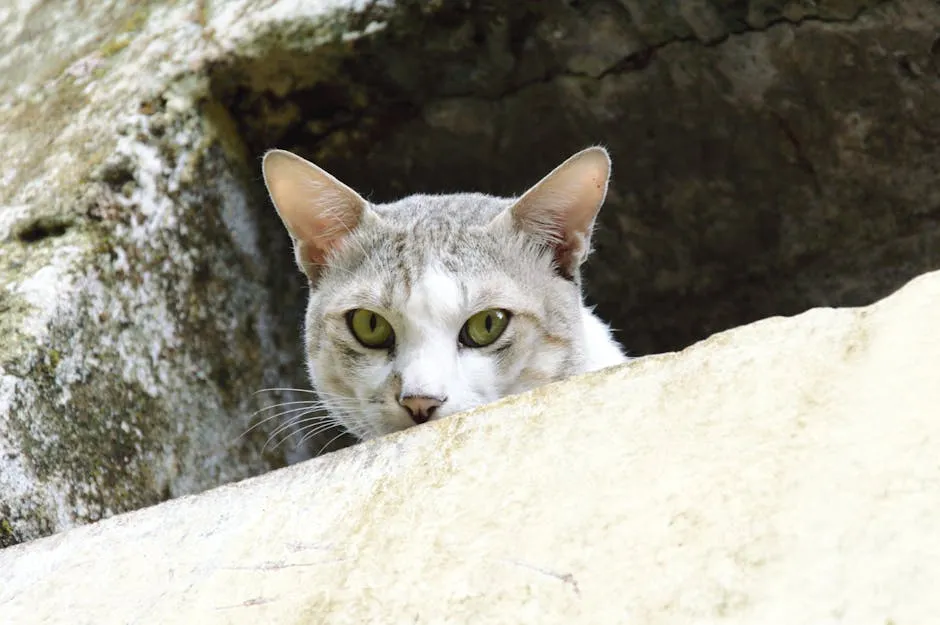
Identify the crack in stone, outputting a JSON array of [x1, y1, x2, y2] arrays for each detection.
[[306, 0, 894, 143], [461, 0, 892, 102]]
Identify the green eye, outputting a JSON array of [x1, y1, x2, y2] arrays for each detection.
[[459, 309, 511, 348], [346, 309, 394, 349]]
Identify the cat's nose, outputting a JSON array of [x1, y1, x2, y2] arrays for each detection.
[[399, 394, 445, 425]]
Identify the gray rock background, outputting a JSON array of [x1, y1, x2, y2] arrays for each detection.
[[216, 0, 940, 353], [1, 0, 938, 546], [0, 0, 352, 547]]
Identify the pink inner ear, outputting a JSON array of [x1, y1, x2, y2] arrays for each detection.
[[507, 147, 611, 276], [262, 149, 367, 277], [296, 235, 333, 268], [299, 218, 354, 267]]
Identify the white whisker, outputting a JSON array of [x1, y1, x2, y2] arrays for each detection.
[[262, 407, 331, 451], [253, 387, 320, 395], [238, 402, 329, 441], [314, 429, 354, 456], [296, 422, 345, 447]]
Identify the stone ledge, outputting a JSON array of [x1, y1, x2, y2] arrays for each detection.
[[2, 270, 937, 624]]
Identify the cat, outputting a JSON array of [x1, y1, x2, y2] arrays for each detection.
[[262, 146, 628, 441]]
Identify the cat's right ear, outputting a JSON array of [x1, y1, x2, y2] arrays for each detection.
[[494, 146, 611, 280], [262, 149, 368, 280]]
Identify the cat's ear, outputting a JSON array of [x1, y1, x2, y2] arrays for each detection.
[[500, 146, 611, 279], [262, 149, 369, 279]]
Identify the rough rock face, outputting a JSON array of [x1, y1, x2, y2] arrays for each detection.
[[0, 1, 365, 547], [1, 270, 938, 624], [2, 0, 938, 546]]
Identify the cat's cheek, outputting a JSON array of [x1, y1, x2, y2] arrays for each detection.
[[353, 357, 394, 399], [449, 350, 502, 412], [501, 329, 570, 393], [314, 360, 356, 400], [356, 359, 418, 434]]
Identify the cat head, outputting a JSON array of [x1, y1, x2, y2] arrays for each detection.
[[262, 147, 611, 440]]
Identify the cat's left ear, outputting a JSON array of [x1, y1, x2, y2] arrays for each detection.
[[497, 146, 611, 279], [262, 149, 370, 280]]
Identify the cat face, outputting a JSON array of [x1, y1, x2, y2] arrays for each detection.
[[263, 148, 612, 440]]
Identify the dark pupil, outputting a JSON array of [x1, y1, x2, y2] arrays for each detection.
[[369, 313, 377, 332], [484, 313, 493, 332]]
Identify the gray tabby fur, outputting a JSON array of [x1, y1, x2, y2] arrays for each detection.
[[263, 147, 627, 441]]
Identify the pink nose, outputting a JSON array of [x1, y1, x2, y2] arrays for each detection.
[[399, 395, 445, 425]]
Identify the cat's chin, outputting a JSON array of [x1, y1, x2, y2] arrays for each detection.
[[353, 425, 408, 441], [350, 410, 457, 440], [356, 398, 499, 440], [342, 413, 416, 441]]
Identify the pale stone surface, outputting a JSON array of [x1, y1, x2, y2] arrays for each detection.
[[2, 270, 937, 624]]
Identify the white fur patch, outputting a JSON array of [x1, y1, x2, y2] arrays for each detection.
[[396, 267, 477, 408], [581, 306, 630, 370]]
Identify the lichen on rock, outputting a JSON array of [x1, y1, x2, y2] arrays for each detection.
[[0, 0, 367, 546]]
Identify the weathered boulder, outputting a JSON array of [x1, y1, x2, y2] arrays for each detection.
[[1, 270, 938, 624], [0, 1, 363, 546], [2, 0, 938, 547]]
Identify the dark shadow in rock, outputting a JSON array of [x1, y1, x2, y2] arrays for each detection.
[[209, 0, 940, 357]]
